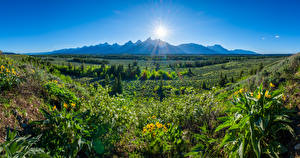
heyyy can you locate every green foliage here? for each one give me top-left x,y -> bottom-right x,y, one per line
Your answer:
216,84 -> 294,158
186,124 -> 218,157
1,54 -> 297,157
0,58 -> 20,91
43,80 -> 78,106
31,108 -> 95,157
140,117 -> 185,156
0,130 -> 49,158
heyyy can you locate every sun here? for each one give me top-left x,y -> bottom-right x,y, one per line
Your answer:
154,25 -> 168,39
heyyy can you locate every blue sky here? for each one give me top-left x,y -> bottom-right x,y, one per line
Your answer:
1,0 -> 300,54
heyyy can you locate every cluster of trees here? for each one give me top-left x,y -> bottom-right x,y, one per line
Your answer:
139,69 -> 177,80
68,58 -> 109,65
54,63 -> 142,81
169,60 -> 229,68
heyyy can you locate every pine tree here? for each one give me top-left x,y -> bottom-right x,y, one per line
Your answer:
157,77 -> 165,102
259,62 -> 264,71
104,74 -> 110,86
117,74 -> 123,94
202,81 -> 207,90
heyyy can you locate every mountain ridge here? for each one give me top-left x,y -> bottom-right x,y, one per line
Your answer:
33,38 -> 258,55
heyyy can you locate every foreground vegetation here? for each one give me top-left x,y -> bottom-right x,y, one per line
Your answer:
0,53 -> 299,157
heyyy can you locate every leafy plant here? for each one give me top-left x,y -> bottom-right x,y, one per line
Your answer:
216,84 -> 295,158
186,124 -> 218,158
0,59 -> 20,91
140,116 -> 185,156
0,130 -> 49,158
43,80 -> 78,106
30,107 -> 94,158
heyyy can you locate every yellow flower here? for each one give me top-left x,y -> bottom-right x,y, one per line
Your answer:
156,122 -> 163,128
153,133 -> 156,137
53,105 -> 57,111
239,88 -> 244,93
146,124 -> 151,129
143,128 -> 147,133
71,103 -> 76,107
152,115 -> 156,119
11,68 -> 16,75
5,69 -> 10,73
250,92 -> 253,96
265,91 -> 271,98
282,95 -> 287,101
0,65 -> 5,70
257,93 -> 261,99
163,125 -> 168,132
234,91 -> 239,95
270,83 -> 275,87
63,103 -> 68,108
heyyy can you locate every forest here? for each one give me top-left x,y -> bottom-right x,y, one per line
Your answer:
0,53 -> 299,157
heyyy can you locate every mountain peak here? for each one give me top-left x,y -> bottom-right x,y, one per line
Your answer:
37,39 -> 258,55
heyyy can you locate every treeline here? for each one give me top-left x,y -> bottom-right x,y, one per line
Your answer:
169,59 -> 229,68
35,54 -> 290,61
68,58 -> 109,65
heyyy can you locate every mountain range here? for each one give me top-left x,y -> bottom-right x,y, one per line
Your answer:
37,38 -> 258,55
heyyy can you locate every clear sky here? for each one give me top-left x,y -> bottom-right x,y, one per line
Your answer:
1,0 -> 300,54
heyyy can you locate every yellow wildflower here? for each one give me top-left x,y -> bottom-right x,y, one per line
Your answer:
5,69 -> 10,73
153,133 -> 156,137
63,103 -> 68,108
250,92 -> 253,96
239,88 -> 244,93
282,95 -> 287,101
53,105 -> 57,111
152,115 -> 156,119
71,103 -> 76,107
163,125 -> 168,132
12,68 -> 16,75
257,93 -> 261,99
265,91 -> 271,98
143,128 -> 147,133
0,65 -> 5,70
270,83 -> 275,88
156,122 -> 163,128
146,124 -> 151,129
234,91 -> 239,95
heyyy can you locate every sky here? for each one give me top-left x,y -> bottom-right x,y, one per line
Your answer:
1,0 -> 300,54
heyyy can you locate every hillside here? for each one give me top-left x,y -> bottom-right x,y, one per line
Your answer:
33,38 -> 258,55
0,53 -> 299,157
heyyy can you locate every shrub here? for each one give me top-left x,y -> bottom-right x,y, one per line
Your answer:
43,80 -> 78,107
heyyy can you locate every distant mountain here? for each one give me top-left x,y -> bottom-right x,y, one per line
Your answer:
35,38 -> 258,55
2,52 -> 16,55
178,43 -> 217,54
